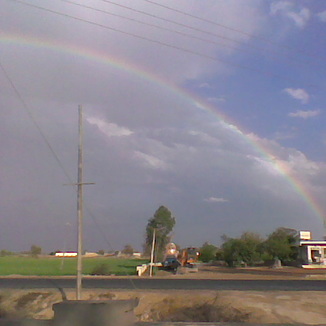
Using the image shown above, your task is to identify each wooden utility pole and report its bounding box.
[76,105,94,300]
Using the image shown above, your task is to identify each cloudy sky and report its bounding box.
[1,0,326,252]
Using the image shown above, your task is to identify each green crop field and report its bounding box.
[0,256,148,276]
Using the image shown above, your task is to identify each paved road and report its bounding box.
[0,278,325,291]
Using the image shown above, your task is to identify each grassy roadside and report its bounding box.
[0,256,148,276]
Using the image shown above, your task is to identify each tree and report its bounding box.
[221,237,244,267]
[0,250,15,257]
[221,232,263,267]
[30,245,42,257]
[145,206,176,259]
[238,232,263,266]
[199,242,218,262]
[263,227,298,262]
[122,244,134,256]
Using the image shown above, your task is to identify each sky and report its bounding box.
[1,0,326,253]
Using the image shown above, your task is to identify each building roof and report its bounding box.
[300,240,326,246]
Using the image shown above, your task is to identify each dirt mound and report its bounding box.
[0,291,58,319]
[146,297,249,322]
[0,289,325,324]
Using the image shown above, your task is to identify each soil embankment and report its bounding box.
[0,289,325,324]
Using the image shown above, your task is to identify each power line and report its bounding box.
[7,0,309,85]
[83,0,324,72]
[142,0,266,39]
[8,0,226,60]
[60,0,244,51]
[0,60,73,183]
[99,0,322,63]
[98,0,272,53]
[59,0,317,72]
[140,0,322,60]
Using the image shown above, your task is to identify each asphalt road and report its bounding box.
[0,278,325,291]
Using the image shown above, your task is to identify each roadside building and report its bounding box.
[298,231,326,268]
[132,252,142,258]
[84,251,99,257]
[55,251,78,257]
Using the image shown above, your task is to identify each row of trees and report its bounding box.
[0,245,43,257]
[200,227,299,266]
[144,206,299,267]
[1,206,299,267]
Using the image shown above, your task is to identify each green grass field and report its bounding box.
[0,256,148,276]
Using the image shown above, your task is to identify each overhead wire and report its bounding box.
[140,0,322,60]
[6,0,313,86]
[99,0,322,63]
[0,60,73,184]
[61,0,247,52]
[98,0,282,55]
[142,0,262,37]
[59,0,319,72]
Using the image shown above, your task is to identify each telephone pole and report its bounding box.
[76,105,94,300]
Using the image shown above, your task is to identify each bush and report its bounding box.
[199,242,218,263]
[263,227,298,262]
[221,232,263,267]
[90,263,111,275]
[30,245,42,257]
[0,250,15,257]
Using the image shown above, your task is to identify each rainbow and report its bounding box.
[1,33,324,225]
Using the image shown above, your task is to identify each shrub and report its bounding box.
[90,263,111,275]
[199,243,218,263]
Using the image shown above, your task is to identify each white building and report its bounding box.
[55,251,78,257]
[298,231,326,268]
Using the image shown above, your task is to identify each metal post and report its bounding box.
[77,105,83,300]
[149,228,156,277]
